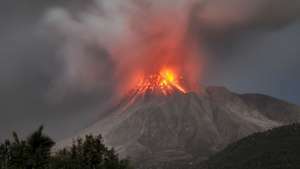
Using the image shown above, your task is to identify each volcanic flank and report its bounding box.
[58,82,300,169]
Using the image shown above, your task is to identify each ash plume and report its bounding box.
[46,0,205,99]
[44,0,300,100]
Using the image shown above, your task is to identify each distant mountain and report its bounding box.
[57,86,300,169]
[200,123,300,169]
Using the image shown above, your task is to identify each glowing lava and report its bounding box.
[136,68,187,96]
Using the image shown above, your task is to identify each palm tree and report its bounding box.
[26,126,55,169]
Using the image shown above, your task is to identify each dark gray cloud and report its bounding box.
[202,21,300,104]
[194,0,300,105]
[197,0,300,31]
[0,0,300,141]
[0,0,113,140]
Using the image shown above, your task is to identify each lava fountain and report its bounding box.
[136,68,187,96]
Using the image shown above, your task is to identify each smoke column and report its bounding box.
[46,0,205,99]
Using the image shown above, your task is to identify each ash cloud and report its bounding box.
[46,0,205,97]
[45,0,300,98]
[0,0,299,140]
[197,0,300,31]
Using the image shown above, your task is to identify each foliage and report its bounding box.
[201,123,300,169]
[0,126,54,169]
[0,126,133,169]
[50,135,132,169]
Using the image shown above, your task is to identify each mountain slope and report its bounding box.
[58,86,300,169]
[200,123,300,169]
[240,94,300,123]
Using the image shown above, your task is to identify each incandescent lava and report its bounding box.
[135,68,187,96]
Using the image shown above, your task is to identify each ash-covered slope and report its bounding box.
[58,86,300,169]
[239,94,300,123]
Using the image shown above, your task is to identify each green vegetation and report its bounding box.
[201,123,300,169]
[0,126,132,169]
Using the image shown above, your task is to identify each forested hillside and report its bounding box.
[200,123,300,169]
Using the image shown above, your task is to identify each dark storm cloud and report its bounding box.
[0,0,300,141]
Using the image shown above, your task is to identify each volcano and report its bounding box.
[58,84,300,169]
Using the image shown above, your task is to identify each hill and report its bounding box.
[200,123,300,169]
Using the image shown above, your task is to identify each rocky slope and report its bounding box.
[58,86,300,169]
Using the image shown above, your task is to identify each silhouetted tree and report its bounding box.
[0,126,54,169]
[0,126,133,169]
[8,132,28,169]
[51,135,133,169]
[0,140,10,169]
[26,126,54,169]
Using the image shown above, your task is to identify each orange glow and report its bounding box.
[112,14,204,98]
[136,68,187,96]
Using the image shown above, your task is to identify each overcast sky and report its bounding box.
[0,0,300,141]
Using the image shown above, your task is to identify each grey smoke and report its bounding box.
[45,0,300,97]
[0,0,299,141]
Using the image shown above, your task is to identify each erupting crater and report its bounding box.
[135,68,187,96]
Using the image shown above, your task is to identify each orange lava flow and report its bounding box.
[136,68,187,96]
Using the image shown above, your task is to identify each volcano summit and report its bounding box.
[58,85,300,169]
[135,68,187,96]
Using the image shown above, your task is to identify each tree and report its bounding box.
[26,126,55,169]
[51,135,133,169]
[0,126,55,169]
[8,132,28,169]
[0,140,10,169]
[0,127,133,169]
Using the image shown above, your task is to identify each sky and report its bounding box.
[0,0,300,141]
